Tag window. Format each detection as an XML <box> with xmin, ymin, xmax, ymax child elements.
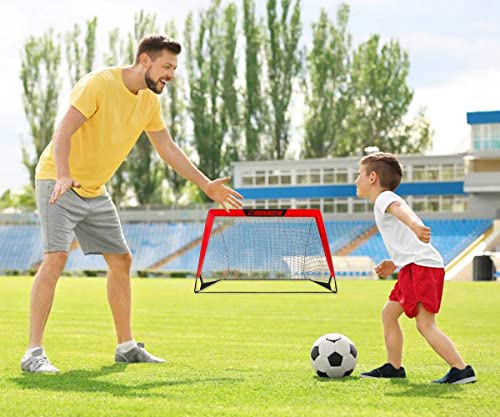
<box><xmin>279</xmin><ymin>199</ymin><xmax>292</xmax><ymax>209</ymax></box>
<box><xmin>441</xmin><ymin>164</ymin><xmax>454</xmax><ymax>180</ymax></box>
<box><xmin>255</xmin><ymin>200</ymin><xmax>266</xmax><ymax>209</ymax></box>
<box><xmin>255</xmin><ymin>171</ymin><xmax>266</xmax><ymax>185</ymax></box>
<box><xmin>426</xmin><ymin>166</ymin><xmax>439</xmax><ymax>181</ymax></box>
<box><xmin>296</xmin><ymin>199</ymin><xmax>309</xmax><ymax>209</ymax></box>
<box><xmin>267</xmin><ymin>200</ymin><xmax>278</xmax><ymax>208</ymax></box>
<box><xmin>310</xmin><ymin>199</ymin><xmax>321</xmax><ymax>210</ymax></box>
<box><xmin>296</xmin><ymin>170</ymin><xmax>308</xmax><ymax>185</ymax></box>
<box><xmin>335</xmin><ymin>168</ymin><xmax>348</xmax><ymax>184</ymax></box>
<box><xmin>441</xmin><ymin>196</ymin><xmax>453</xmax><ymax>211</ymax></box>
<box><xmin>413</xmin><ymin>198</ymin><xmax>426</xmax><ymax>212</ymax></box>
<box><xmin>281</xmin><ymin>171</ymin><xmax>292</xmax><ymax>185</ymax></box>
<box><xmin>323</xmin><ymin>168</ymin><xmax>334</xmax><ymax>184</ymax></box>
<box><xmin>268</xmin><ymin>170</ymin><xmax>279</xmax><ymax>185</ymax></box>
<box><xmin>427</xmin><ymin>197</ymin><xmax>439</xmax><ymax>212</ymax></box>
<box><xmin>353</xmin><ymin>200</ymin><xmax>367</xmax><ymax>213</ymax></box>
<box><xmin>453</xmin><ymin>197</ymin><xmax>468</xmax><ymax>212</ymax></box>
<box><xmin>323</xmin><ymin>199</ymin><xmax>334</xmax><ymax>213</ymax></box>
<box><xmin>335</xmin><ymin>200</ymin><xmax>348</xmax><ymax>213</ymax></box>
<box><xmin>412</xmin><ymin>165</ymin><xmax>426</xmax><ymax>181</ymax></box>
<box><xmin>310</xmin><ymin>169</ymin><xmax>321</xmax><ymax>184</ymax></box>
<box><xmin>242</xmin><ymin>172</ymin><xmax>254</xmax><ymax>186</ymax></box>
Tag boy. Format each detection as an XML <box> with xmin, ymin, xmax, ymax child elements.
<box><xmin>355</xmin><ymin>152</ymin><xmax>476</xmax><ymax>384</ymax></box>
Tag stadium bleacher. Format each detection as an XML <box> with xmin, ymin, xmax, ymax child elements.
<box><xmin>0</xmin><ymin>225</ymin><xmax>43</xmax><ymax>270</ymax></box>
<box><xmin>0</xmin><ymin>218</ymin><xmax>493</xmax><ymax>274</ymax></box>
<box><xmin>351</xmin><ymin>218</ymin><xmax>493</xmax><ymax>265</ymax></box>
<box><xmin>65</xmin><ymin>222</ymin><xmax>205</xmax><ymax>271</ymax></box>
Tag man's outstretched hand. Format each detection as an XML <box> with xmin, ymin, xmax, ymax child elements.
<box><xmin>204</xmin><ymin>177</ymin><xmax>244</xmax><ymax>211</ymax></box>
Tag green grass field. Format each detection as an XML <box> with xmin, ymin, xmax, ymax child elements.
<box><xmin>0</xmin><ymin>277</ymin><xmax>498</xmax><ymax>417</ymax></box>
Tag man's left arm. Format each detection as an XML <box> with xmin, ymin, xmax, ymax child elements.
<box><xmin>146</xmin><ymin>128</ymin><xmax>243</xmax><ymax>211</ymax></box>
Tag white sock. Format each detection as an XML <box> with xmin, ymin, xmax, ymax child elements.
<box><xmin>23</xmin><ymin>346</ymin><xmax>44</xmax><ymax>360</ymax></box>
<box><xmin>116</xmin><ymin>340</ymin><xmax>137</xmax><ymax>353</ymax></box>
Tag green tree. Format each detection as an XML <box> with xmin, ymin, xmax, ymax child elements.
<box><xmin>221</xmin><ymin>3</ymin><xmax>240</xmax><ymax>168</ymax></box>
<box><xmin>343</xmin><ymin>35</ymin><xmax>422</xmax><ymax>155</ymax></box>
<box><xmin>65</xmin><ymin>17</ymin><xmax>98</xmax><ymax>86</ymax></box>
<box><xmin>242</xmin><ymin>0</ymin><xmax>266</xmax><ymax>160</ymax></box>
<box><xmin>125</xmin><ymin>11</ymin><xmax>166</xmax><ymax>205</ymax></box>
<box><xmin>264</xmin><ymin>0</ymin><xmax>302</xmax><ymax>159</ymax></box>
<box><xmin>20</xmin><ymin>29</ymin><xmax>62</xmax><ymax>189</ymax></box>
<box><xmin>303</xmin><ymin>5</ymin><xmax>352</xmax><ymax>158</ymax></box>
<box><xmin>0</xmin><ymin>186</ymin><xmax>36</xmax><ymax>212</ymax></box>
<box><xmin>161</xmin><ymin>20</ymin><xmax>189</xmax><ymax>205</ymax></box>
<box><xmin>102</xmin><ymin>28</ymin><xmax>129</xmax><ymax>206</ymax></box>
<box><xmin>184</xmin><ymin>0</ymin><xmax>240</xmax><ymax>201</ymax></box>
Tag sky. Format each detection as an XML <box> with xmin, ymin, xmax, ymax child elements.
<box><xmin>1</xmin><ymin>0</ymin><xmax>499</xmax><ymax>193</ymax></box>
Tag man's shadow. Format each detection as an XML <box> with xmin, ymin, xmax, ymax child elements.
<box><xmin>10</xmin><ymin>364</ymin><xmax>243</xmax><ymax>398</ymax></box>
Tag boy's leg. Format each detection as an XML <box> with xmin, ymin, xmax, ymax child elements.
<box><xmin>415</xmin><ymin>303</ymin><xmax>465</xmax><ymax>369</ymax></box>
<box><xmin>361</xmin><ymin>301</ymin><xmax>407</xmax><ymax>378</ymax></box>
<box><xmin>382</xmin><ymin>301</ymin><xmax>405</xmax><ymax>368</ymax></box>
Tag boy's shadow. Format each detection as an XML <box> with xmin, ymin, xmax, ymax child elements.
<box><xmin>385</xmin><ymin>379</ymin><xmax>464</xmax><ymax>399</ymax></box>
<box><xmin>10</xmin><ymin>364</ymin><xmax>242</xmax><ymax>398</ymax></box>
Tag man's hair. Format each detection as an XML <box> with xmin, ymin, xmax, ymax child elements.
<box><xmin>135</xmin><ymin>34</ymin><xmax>182</xmax><ymax>64</ymax></box>
<box><xmin>360</xmin><ymin>152</ymin><xmax>403</xmax><ymax>191</ymax></box>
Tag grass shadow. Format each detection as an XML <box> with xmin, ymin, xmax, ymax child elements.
<box><xmin>385</xmin><ymin>379</ymin><xmax>464</xmax><ymax>399</ymax></box>
<box><xmin>9</xmin><ymin>364</ymin><xmax>243</xmax><ymax>398</ymax></box>
<box><xmin>313</xmin><ymin>375</ymin><xmax>358</xmax><ymax>383</ymax></box>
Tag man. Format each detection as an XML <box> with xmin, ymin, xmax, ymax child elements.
<box><xmin>21</xmin><ymin>34</ymin><xmax>243</xmax><ymax>373</ymax></box>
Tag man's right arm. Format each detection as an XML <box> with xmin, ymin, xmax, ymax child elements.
<box><xmin>49</xmin><ymin>106</ymin><xmax>87</xmax><ymax>204</ymax></box>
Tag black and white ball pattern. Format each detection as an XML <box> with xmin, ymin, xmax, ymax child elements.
<box><xmin>310</xmin><ymin>333</ymin><xmax>358</xmax><ymax>378</ymax></box>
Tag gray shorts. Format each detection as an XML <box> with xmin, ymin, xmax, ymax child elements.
<box><xmin>35</xmin><ymin>180</ymin><xmax>130</xmax><ymax>255</ymax></box>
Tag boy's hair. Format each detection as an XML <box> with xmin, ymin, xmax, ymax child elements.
<box><xmin>360</xmin><ymin>152</ymin><xmax>403</xmax><ymax>191</ymax></box>
<box><xmin>135</xmin><ymin>34</ymin><xmax>181</xmax><ymax>64</ymax></box>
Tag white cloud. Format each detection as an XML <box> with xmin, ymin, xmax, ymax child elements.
<box><xmin>411</xmin><ymin>68</ymin><xmax>500</xmax><ymax>155</ymax></box>
<box><xmin>0</xmin><ymin>144</ymin><xmax>29</xmax><ymax>193</ymax></box>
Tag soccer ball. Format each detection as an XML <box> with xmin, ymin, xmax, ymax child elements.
<box><xmin>310</xmin><ymin>333</ymin><xmax>358</xmax><ymax>378</ymax></box>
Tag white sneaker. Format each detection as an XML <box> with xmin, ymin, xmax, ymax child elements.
<box><xmin>21</xmin><ymin>348</ymin><xmax>59</xmax><ymax>373</ymax></box>
<box><xmin>115</xmin><ymin>342</ymin><xmax>165</xmax><ymax>363</ymax></box>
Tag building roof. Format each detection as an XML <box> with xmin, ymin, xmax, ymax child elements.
<box><xmin>467</xmin><ymin>111</ymin><xmax>500</xmax><ymax>125</ymax></box>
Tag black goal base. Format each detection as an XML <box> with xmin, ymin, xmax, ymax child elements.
<box><xmin>194</xmin><ymin>276</ymin><xmax>338</xmax><ymax>294</ymax></box>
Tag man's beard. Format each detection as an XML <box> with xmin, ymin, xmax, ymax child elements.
<box><xmin>145</xmin><ymin>70</ymin><xmax>164</xmax><ymax>94</ymax></box>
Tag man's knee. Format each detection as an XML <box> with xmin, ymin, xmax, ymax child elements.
<box><xmin>41</xmin><ymin>252</ymin><xmax>68</xmax><ymax>271</ymax></box>
<box><xmin>106</xmin><ymin>252</ymin><xmax>132</xmax><ymax>273</ymax></box>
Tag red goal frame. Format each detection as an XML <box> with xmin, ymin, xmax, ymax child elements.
<box><xmin>195</xmin><ymin>209</ymin><xmax>337</xmax><ymax>293</ymax></box>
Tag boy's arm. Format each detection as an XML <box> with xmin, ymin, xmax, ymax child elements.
<box><xmin>386</xmin><ymin>201</ymin><xmax>431</xmax><ymax>243</ymax></box>
<box><xmin>375</xmin><ymin>259</ymin><xmax>397</xmax><ymax>278</ymax></box>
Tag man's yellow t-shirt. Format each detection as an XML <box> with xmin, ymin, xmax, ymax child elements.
<box><xmin>35</xmin><ymin>67</ymin><xmax>166</xmax><ymax>198</ymax></box>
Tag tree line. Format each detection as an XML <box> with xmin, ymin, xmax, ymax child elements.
<box><xmin>14</xmin><ymin>0</ymin><xmax>432</xmax><ymax>210</ymax></box>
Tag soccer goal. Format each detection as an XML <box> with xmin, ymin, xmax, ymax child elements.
<box><xmin>194</xmin><ymin>209</ymin><xmax>337</xmax><ymax>293</ymax></box>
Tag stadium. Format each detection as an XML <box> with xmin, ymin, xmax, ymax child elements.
<box><xmin>1</xmin><ymin>2</ymin><xmax>499</xmax><ymax>416</ymax></box>
<box><xmin>1</xmin><ymin>111</ymin><xmax>498</xmax><ymax>280</ymax></box>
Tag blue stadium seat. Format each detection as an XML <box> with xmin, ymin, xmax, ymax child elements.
<box><xmin>351</xmin><ymin>218</ymin><xmax>493</xmax><ymax>266</ymax></box>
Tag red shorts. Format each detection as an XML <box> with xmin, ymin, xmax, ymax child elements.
<box><xmin>389</xmin><ymin>263</ymin><xmax>445</xmax><ymax>318</ymax></box>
